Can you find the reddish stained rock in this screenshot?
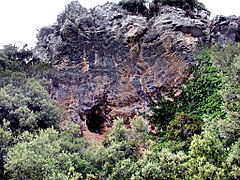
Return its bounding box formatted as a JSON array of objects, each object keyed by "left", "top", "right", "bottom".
[{"left": 33, "top": 1, "right": 240, "bottom": 133}]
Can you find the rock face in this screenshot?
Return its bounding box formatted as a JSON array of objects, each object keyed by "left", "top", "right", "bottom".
[
  {"left": 209, "top": 15, "right": 240, "bottom": 46},
  {"left": 34, "top": 1, "right": 240, "bottom": 133}
]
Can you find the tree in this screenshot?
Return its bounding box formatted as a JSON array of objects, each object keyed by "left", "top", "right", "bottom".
[
  {"left": 90, "top": 117, "right": 147, "bottom": 179},
  {"left": 149, "top": 48, "right": 224, "bottom": 139},
  {"left": 119, "top": 0, "right": 148, "bottom": 15},
  {"left": 182, "top": 43, "right": 240, "bottom": 180},
  {"left": 135, "top": 148, "right": 187, "bottom": 180},
  {"left": 0, "top": 79, "right": 61, "bottom": 133},
  {"left": 0, "top": 120, "right": 14, "bottom": 179},
  {"left": 152, "top": 0, "right": 208, "bottom": 11},
  {"left": 130, "top": 116, "right": 148, "bottom": 144},
  {"left": 226, "top": 140, "right": 240, "bottom": 179},
  {"left": 185, "top": 131, "right": 227, "bottom": 180},
  {"left": 167, "top": 112, "right": 203, "bottom": 148},
  {"left": 210, "top": 44, "right": 240, "bottom": 143},
  {"left": 107, "top": 158, "right": 138, "bottom": 180},
  {"left": 5, "top": 128, "right": 79, "bottom": 180},
  {"left": 4, "top": 122, "right": 94, "bottom": 180}
]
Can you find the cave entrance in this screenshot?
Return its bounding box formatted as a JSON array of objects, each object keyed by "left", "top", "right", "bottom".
[{"left": 86, "top": 104, "right": 106, "bottom": 134}]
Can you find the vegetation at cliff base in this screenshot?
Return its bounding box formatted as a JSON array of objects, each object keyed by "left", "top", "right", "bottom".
[
  {"left": 0, "top": 45, "right": 61, "bottom": 179},
  {"left": 149, "top": 43, "right": 240, "bottom": 179}
]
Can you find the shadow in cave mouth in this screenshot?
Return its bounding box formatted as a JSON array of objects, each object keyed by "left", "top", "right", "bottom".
[{"left": 86, "top": 104, "right": 106, "bottom": 134}]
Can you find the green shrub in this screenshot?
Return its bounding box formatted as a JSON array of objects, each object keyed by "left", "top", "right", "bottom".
[
  {"left": 167, "top": 113, "right": 203, "bottom": 143},
  {"left": 0, "top": 120, "right": 14, "bottom": 179},
  {"left": 136, "top": 148, "right": 188, "bottom": 179},
  {"left": 226, "top": 140, "right": 240, "bottom": 179},
  {"left": 185, "top": 131, "right": 227, "bottom": 180},
  {"left": 0, "top": 79, "right": 61, "bottom": 133},
  {"left": 108, "top": 158, "right": 138, "bottom": 180},
  {"left": 104, "top": 117, "right": 130, "bottom": 145},
  {"left": 210, "top": 44, "right": 240, "bottom": 143},
  {"left": 149, "top": 93, "right": 177, "bottom": 131},
  {"left": 150, "top": 49, "right": 224, "bottom": 131},
  {"left": 119, "top": 0, "right": 148, "bottom": 15},
  {"left": 153, "top": 0, "right": 208, "bottom": 11},
  {"left": 4, "top": 125, "right": 93, "bottom": 180}
]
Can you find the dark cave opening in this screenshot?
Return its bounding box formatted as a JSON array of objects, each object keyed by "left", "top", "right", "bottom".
[{"left": 86, "top": 104, "right": 106, "bottom": 134}]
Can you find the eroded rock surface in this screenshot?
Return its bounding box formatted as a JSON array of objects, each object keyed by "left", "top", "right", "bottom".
[
  {"left": 33, "top": 1, "right": 240, "bottom": 132},
  {"left": 209, "top": 15, "right": 240, "bottom": 45}
]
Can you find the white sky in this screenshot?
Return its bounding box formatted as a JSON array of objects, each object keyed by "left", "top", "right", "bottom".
[{"left": 0, "top": 0, "right": 239, "bottom": 48}]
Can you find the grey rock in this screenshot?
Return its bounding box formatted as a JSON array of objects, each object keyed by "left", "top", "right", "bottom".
[
  {"left": 33, "top": 1, "right": 240, "bottom": 132},
  {"left": 209, "top": 15, "right": 240, "bottom": 46}
]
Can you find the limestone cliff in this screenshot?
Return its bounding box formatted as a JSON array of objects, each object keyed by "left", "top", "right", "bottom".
[{"left": 33, "top": 1, "right": 240, "bottom": 133}]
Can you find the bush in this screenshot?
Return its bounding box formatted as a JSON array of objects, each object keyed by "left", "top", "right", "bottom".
[
  {"left": 149, "top": 49, "right": 224, "bottom": 132},
  {"left": 149, "top": 93, "right": 177, "bottom": 131},
  {"left": 91, "top": 117, "right": 147, "bottom": 179},
  {"left": 185, "top": 131, "right": 227, "bottom": 179},
  {"left": 0, "top": 44, "right": 60, "bottom": 179},
  {"left": 0, "top": 79, "right": 61, "bottom": 133},
  {"left": 0, "top": 121, "right": 14, "bottom": 179},
  {"left": 226, "top": 140, "right": 240, "bottom": 179},
  {"left": 136, "top": 148, "right": 188, "bottom": 179},
  {"left": 4, "top": 125, "right": 93, "bottom": 180},
  {"left": 153, "top": 0, "right": 208, "bottom": 11},
  {"left": 104, "top": 117, "right": 130, "bottom": 145},
  {"left": 210, "top": 44, "right": 240, "bottom": 142},
  {"left": 167, "top": 113, "right": 203, "bottom": 143},
  {"left": 119, "top": 0, "right": 148, "bottom": 15}
]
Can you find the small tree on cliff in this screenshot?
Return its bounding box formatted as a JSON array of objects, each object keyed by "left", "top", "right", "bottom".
[
  {"left": 119, "top": 0, "right": 148, "bottom": 15},
  {"left": 152, "top": 0, "right": 208, "bottom": 11}
]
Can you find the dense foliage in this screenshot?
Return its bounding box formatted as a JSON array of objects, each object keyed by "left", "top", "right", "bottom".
[
  {"left": 119, "top": 0, "right": 208, "bottom": 16},
  {"left": 0, "top": 45, "right": 61, "bottom": 179},
  {"left": 149, "top": 43, "right": 240, "bottom": 179},
  {"left": 119, "top": 0, "right": 148, "bottom": 15},
  {"left": 153, "top": 0, "right": 207, "bottom": 11},
  {"left": 0, "top": 45, "right": 60, "bottom": 134},
  {"left": 210, "top": 44, "right": 240, "bottom": 143},
  {"left": 5, "top": 122, "right": 92, "bottom": 180},
  {"left": 149, "top": 49, "right": 224, "bottom": 151},
  {"left": 150, "top": 49, "right": 224, "bottom": 127}
]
